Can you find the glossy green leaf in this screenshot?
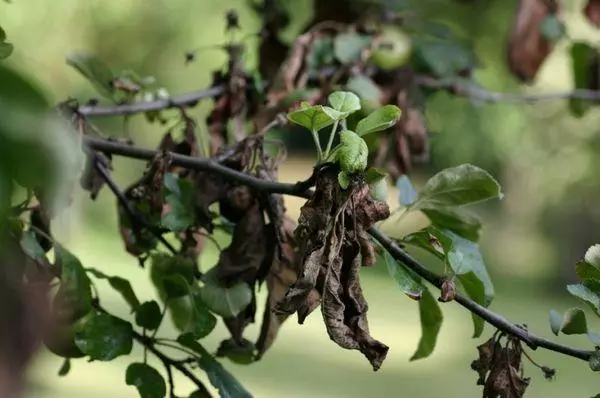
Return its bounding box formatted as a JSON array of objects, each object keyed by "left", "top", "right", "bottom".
[
  {"left": 410, "top": 287, "right": 443, "bottom": 361},
  {"left": 55, "top": 245, "right": 93, "bottom": 318},
  {"left": 334, "top": 32, "right": 371, "bottom": 64},
  {"left": 58, "top": 358, "right": 71, "bottom": 377},
  {"left": 569, "top": 42, "right": 596, "bottom": 118},
  {"left": 126, "top": 362, "right": 166, "bottom": 398},
  {"left": 328, "top": 91, "right": 361, "bottom": 115},
  {"left": 383, "top": 249, "right": 424, "bottom": 300},
  {"left": 287, "top": 105, "right": 336, "bottom": 132},
  {"left": 162, "top": 173, "right": 196, "bottom": 233},
  {"left": 135, "top": 300, "right": 162, "bottom": 330},
  {"left": 560, "top": 307, "right": 588, "bottom": 335},
  {"left": 549, "top": 309, "right": 562, "bottom": 335},
  {"left": 337, "top": 130, "right": 368, "bottom": 173},
  {"left": 338, "top": 170, "right": 351, "bottom": 190},
  {"left": 86, "top": 268, "right": 141, "bottom": 311},
  {"left": 199, "top": 267, "right": 253, "bottom": 318},
  {"left": 75, "top": 313, "right": 133, "bottom": 361},
  {"left": 345, "top": 74, "right": 382, "bottom": 113},
  {"left": 66, "top": 51, "right": 115, "bottom": 100},
  {"left": 589, "top": 349, "right": 600, "bottom": 371},
  {"left": 20, "top": 229, "right": 47, "bottom": 262},
  {"left": 567, "top": 282, "right": 600, "bottom": 317},
  {"left": 355, "top": 105, "right": 401, "bottom": 136},
  {"left": 422, "top": 207, "right": 482, "bottom": 242},
  {"left": 396, "top": 175, "right": 418, "bottom": 206},
  {"left": 0, "top": 42, "right": 13, "bottom": 59},
  {"left": 409, "top": 164, "right": 503, "bottom": 212}
]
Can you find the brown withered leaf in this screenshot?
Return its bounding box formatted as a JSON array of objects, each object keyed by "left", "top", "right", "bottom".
[
  {"left": 438, "top": 278, "right": 457, "bottom": 303},
  {"left": 585, "top": 0, "right": 600, "bottom": 28},
  {"left": 507, "top": 0, "right": 560, "bottom": 82},
  {"left": 79, "top": 151, "right": 112, "bottom": 200},
  {"left": 471, "top": 337, "right": 502, "bottom": 385},
  {"left": 219, "top": 185, "right": 255, "bottom": 223},
  {"left": 179, "top": 229, "right": 206, "bottom": 263}
]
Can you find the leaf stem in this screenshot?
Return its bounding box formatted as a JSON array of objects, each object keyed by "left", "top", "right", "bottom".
[
  {"left": 323, "top": 120, "right": 339, "bottom": 160},
  {"left": 310, "top": 129, "right": 323, "bottom": 163}
]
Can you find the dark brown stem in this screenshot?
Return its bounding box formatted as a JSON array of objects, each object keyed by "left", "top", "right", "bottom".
[{"left": 83, "top": 136, "right": 595, "bottom": 363}]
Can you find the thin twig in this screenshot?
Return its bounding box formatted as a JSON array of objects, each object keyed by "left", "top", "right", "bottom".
[{"left": 85, "top": 136, "right": 595, "bottom": 363}]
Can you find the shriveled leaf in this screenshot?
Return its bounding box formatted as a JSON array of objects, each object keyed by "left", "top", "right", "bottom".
[
  {"left": 86, "top": 268, "right": 141, "bottom": 311},
  {"left": 356, "top": 105, "right": 402, "bottom": 136},
  {"left": 549, "top": 309, "right": 562, "bottom": 335},
  {"left": 567, "top": 282, "right": 600, "bottom": 316},
  {"left": 383, "top": 249, "right": 424, "bottom": 300},
  {"left": 58, "top": 358, "right": 71, "bottom": 377},
  {"left": 422, "top": 207, "right": 482, "bottom": 242},
  {"left": 409, "top": 164, "right": 503, "bottom": 211},
  {"left": 569, "top": 42, "right": 598, "bottom": 117},
  {"left": 135, "top": 301, "right": 162, "bottom": 331},
  {"left": 560, "top": 307, "right": 588, "bottom": 335},
  {"left": 287, "top": 104, "right": 335, "bottom": 132},
  {"left": 337, "top": 130, "right": 369, "bottom": 173},
  {"left": 66, "top": 51, "right": 115, "bottom": 99},
  {"left": 334, "top": 32, "right": 371, "bottom": 64},
  {"left": 328, "top": 91, "right": 361, "bottom": 115},
  {"left": 410, "top": 287, "right": 443, "bottom": 361},
  {"left": 589, "top": 349, "right": 600, "bottom": 371},
  {"left": 55, "top": 245, "right": 93, "bottom": 318},
  {"left": 74, "top": 313, "right": 133, "bottom": 361},
  {"left": 199, "top": 267, "right": 253, "bottom": 318},
  {"left": 126, "top": 362, "right": 166, "bottom": 398},
  {"left": 396, "top": 175, "right": 418, "bottom": 206}
]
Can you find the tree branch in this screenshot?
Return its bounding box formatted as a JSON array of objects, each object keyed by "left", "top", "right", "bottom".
[{"left": 84, "top": 136, "right": 594, "bottom": 363}]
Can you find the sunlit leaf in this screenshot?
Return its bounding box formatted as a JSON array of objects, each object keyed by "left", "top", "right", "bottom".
[
  {"left": 328, "top": 91, "right": 361, "bottom": 115},
  {"left": 287, "top": 105, "right": 336, "bottom": 132},
  {"left": 355, "top": 105, "right": 401, "bottom": 136},
  {"left": 410, "top": 287, "right": 443, "bottom": 361}
]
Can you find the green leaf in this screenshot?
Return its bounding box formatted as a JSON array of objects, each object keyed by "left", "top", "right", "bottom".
[
  {"left": 409, "top": 164, "right": 503, "bottom": 212},
  {"left": 162, "top": 173, "right": 196, "bottom": 233},
  {"left": 334, "top": 32, "right": 371, "bottom": 64},
  {"left": 177, "top": 334, "right": 253, "bottom": 398},
  {"left": 199, "top": 267, "right": 253, "bottom": 318},
  {"left": 66, "top": 51, "right": 115, "bottom": 100},
  {"left": 55, "top": 245, "right": 93, "bottom": 318},
  {"left": 402, "top": 230, "right": 445, "bottom": 261},
  {"left": 567, "top": 282, "right": 600, "bottom": 316},
  {"left": 365, "top": 167, "right": 387, "bottom": 184},
  {"left": 569, "top": 42, "right": 597, "bottom": 118},
  {"left": 0, "top": 26, "right": 5, "bottom": 42},
  {"left": 126, "top": 363, "right": 166, "bottom": 398},
  {"left": 560, "top": 307, "right": 588, "bottom": 335},
  {"left": 306, "top": 36, "right": 335, "bottom": 71},
  {"left": 338, "top": 170, "right": 350, "bottom": 189},
  {"left": 20, "top": 229, "right": 47, "bottom": 262},
  {"left": 58, "top": 358, "right": 71, "bottom": 377},
  {"left": 0, "top": 42, "right": 13, "bottom": 59},
  {"left": 396, "top": 175, "right": 418, "bottom": 207},
  {"left": 589, "top": 349, "right": 600, "bottom": 372},
  {"left": 576, "top": 261, "right": 600, "bottom": 281},
  {"left": 412, "top": 37, "right": 478, "bottom": 78},
  {"left": 355, "top": 105, "right": 402, "bottom": 136},
  {"left": 369, "top": 178, "right": 388, "bottom": 202},
  {"left": 337, "top": 130, "right": 368, "bottom": 173},
  {"left": 383, "top": 249, "right": 424, "bottom": 300},
  {"left": 345, "top": 74, "right": 382, "bottom": 113},
  {"left": 540, "top": 15, "right": 566, "bottom": 42},
  {"left": 75, "top": 312, "right": 133, "bottom": 361},
  {"left": 216, "top": 338, "right": 256, "bottom": 365},
  {"left": 410, "top": 287, "right": 443, "bottom": 361},
  {"left": 186, "top": 294, "right": 217, "bottom": 339},
  {"left": 549, "top": 309, "right": 562, "bottom": 335},
  {"left": 458, "top": 271, "right": 486, "bottom": 337},
  {"left": 135, "top": 301, "right": 162, "bottom": 330},
  {"left": 422, "top": 207, "right": 482, "bottom": 242},
  {"left": 287, "top": 105, "right": 335, "bottom": 132},
  {"left": 86, "top": 268, "right": 141, "bottom": 311},
  {"left": 328, "top": 91, "right": 361, "bottom": 115},
  {"left": 585, "top": 244, "right": 600, "bottom": 268}
]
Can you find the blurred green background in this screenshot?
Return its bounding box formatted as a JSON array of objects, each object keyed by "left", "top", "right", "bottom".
[{"left": 3, "top": 0, "right": 600, "bottom": 396}]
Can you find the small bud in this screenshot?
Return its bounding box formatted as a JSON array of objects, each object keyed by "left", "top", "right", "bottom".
[{"left": 438, "top": 278, "right": 456, "bottom": 302}]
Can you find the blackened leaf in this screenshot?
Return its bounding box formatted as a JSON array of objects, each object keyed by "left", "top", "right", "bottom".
[
  {"left": 328, "top": 91, "right": 361, "bottom": 115},
  {"left": 589, "top": 349, "right": 600, "bottom": 371},
  {"left": 567, "top": 282, "right": 600, "bottom": 316},
  {"left": 186, "top": 294, "right": 217, "bottom": 339},
  {"left": 135, "top": 301, "right": 162, "bottom": 330},
  {"left": 66, "top": 51, "right": 115, "bottom": 100},
  {"left": 382, "top": 249, "right": 424, "bottom": 300},
  {"left": 560, "top": 307, "right": 588, "bottom": 335},
  {"left": 55, "top": 245, "right": 93, "bottom": 318},
  {"left": 549, "top": 309, "right": 562, "bottom": 335},
  {"left": 396, "top": 175, "right": 418, "bottom": 206},
  {"left": 86, "top": 268, "right": 141, "bottom": 311},
  {"left": 422, "top": 206, "right": 482, "bottom": 242},
  {"left": 287, "top": 104, "right": 336, "bottom": 132},
  {"left": 20, "top": 230, "right": 47, "bottom": 262},
  {"left": 409, "top": 164, "right": 503, "bottom": 211},
  {"left": 58, "top": 358, "right": 70, "bottom": 377},
  {"left": 410, "top": 287, "right": 443, "bottom": 361},
  {"left": 125, "top": 362, "right": 166, "bottom": 398},
  {"left": 177, "top": 334, "right": 252, "bottom": 398},
  {"left": 74, "top": 313, "right": 133, "bottom": 361},
  {"left": 355, "top": 105, "right": 402, "bottom": 137},
  {"left": 569, "top": 42, "right": 597, "bottom": 118},
  {"left": 199, "top": 267, "right": 252, "bottom": 318},
  {"left": 334, "top": 32, "right": 371, "bottom": 64}
]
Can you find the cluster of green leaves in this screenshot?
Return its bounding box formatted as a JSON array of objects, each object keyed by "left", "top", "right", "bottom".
[
  {"left": 381, "top": 165, "right": 503, "bottom": 360},
  {"left": 549, "top": 243, "right": 600, "bottom": 371},
  {"left": 287, "top": 90, "right": 400, "bottom": 193}
]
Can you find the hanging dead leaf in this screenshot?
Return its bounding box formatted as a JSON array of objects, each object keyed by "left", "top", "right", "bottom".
[{"left": 507, "top": 0, "right": 561, "bottom": 82}]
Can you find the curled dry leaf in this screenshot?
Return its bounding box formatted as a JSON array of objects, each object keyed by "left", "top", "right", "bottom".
[
  {"left": 584, "top": 0, "right": 600, "bottom": 28},
  {"left": 507, "top": 0, "right": 561, "bottom": 82},
  {"left": 275, "top": 166, "right": 390, "bottom": 370}
]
